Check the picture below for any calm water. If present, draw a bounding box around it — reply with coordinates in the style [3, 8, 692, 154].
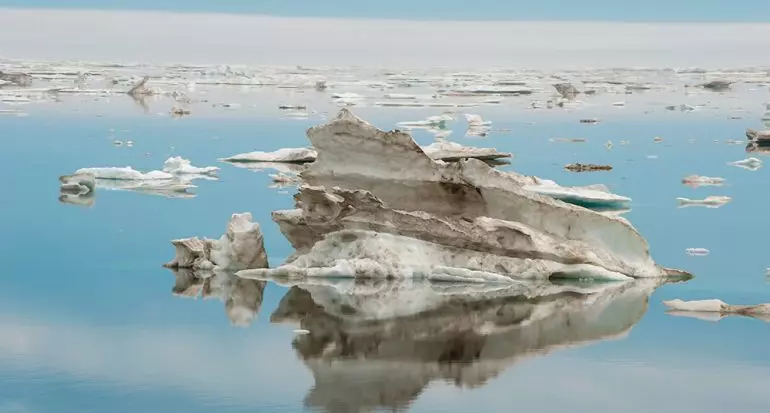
[2, 84, 770, 412]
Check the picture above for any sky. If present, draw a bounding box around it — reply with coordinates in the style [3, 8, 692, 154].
[0, 0, 769, 22]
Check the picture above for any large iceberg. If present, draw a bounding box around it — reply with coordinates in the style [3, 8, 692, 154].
[265, 278, 667, 411]
[239, 184, 679, 281]
[234, 109, 679, 281]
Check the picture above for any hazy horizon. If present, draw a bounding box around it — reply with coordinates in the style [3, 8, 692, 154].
[2, 8, 770, 69]
[0, 0, 768, 22]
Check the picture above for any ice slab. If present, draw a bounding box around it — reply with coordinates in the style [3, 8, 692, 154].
[220, 147, 318, 164]
[676, 196, 732, 208]
[162, 156, 220, 175]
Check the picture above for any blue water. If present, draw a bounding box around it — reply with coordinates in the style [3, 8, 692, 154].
[2, 101, 770, 412]
[1, 0, 769, 22]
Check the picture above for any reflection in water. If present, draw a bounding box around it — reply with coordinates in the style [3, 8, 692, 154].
[169, 269, 266, 327]
[267, 278, 666, 413]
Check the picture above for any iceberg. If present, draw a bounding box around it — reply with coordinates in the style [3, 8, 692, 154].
[162, 156, 220, 176]
[165, 212, 268, 273]
[261, 278, 668, 411]
[239, 183, 668, 281]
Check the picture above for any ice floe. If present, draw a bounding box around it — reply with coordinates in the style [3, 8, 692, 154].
[681, 175, 726, 188]
[728, 157, 762, 171]
[220, 148, 318, 164]
[676, 196, 732, 208]
[162, 156, 220, 176]
[664, 299, 770, 322]
[165, 212, 268, 272]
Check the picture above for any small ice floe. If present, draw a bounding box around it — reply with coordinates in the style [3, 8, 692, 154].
[397, 114, 453, 130]
[550, 138, 587, 143]
[605, 140, 614, 150]
[728, 157, 762, 171]
[564, 163, 612, 172]
[383, 93, 416, 100]
[464, 114, 491, 127]
[680, 104, 696, 112]
[746, 128, 770, 143]
[171, 106, 191, 117]
[553, 83, 580, 99]
[420, 141, 512, 163]
[162, 156, 220, 176]
[165, 212, 267, 273]
[725, 139, 743, 145]
[113, 140, 124, 146]
[126, 140, 134, 147]
[653, 136, 664, 143]
[676, 196, 732, 208]
[0, 71, 33, 87]
[315, 80, 328, 91]
[580, 118, 600, 124]
[613, 101, 626, 107]
[681, 175, 726, 188]
[663, 299, 770, 322]
[665, 105, 677, 111]
[74, 166, 174, 181]
[686, 248, 710, 256]
[293, 329, 311, 335]
[220, 148, 318, 164]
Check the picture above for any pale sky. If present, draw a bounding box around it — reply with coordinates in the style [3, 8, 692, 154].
[1, 8, 770, 68]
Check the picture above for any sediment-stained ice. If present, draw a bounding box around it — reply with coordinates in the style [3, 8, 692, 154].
[165, 212, 268, 272]
[239, 183, 680, 281]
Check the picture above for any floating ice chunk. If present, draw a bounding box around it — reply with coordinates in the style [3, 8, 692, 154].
[162, 156, 219, 176]
[420, 141, 511, 162]
[681, 175, 726, 188]
[165, 212, 268, 272]
[383, 93, 416, 100]
[728, 157, 762, 171]
[278, 104, 308, 110]
[746, 128, 770, 142]
[220, 148, 318, 164]
[225, 161, 306, 175]
[331, 92, 363, 99]
[613, 101, 626, 107]
[523, 181, 630, 209]
[686, 248, 710, 256]
[464, 113, 492, 127]
[676, 196, 732, 208]
[553, 83, 580, 99]
[74, 166, 174, 181]
[664, 299, 770, 320]
[397, 114, 452, 130]
[171, 106, 191, 117]
[95, 179, 197, 198]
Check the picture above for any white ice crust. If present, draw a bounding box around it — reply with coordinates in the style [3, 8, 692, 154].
[162, 156, 220, 175]
[74, 166, 173, 180]
[220, 147, 318, 163]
